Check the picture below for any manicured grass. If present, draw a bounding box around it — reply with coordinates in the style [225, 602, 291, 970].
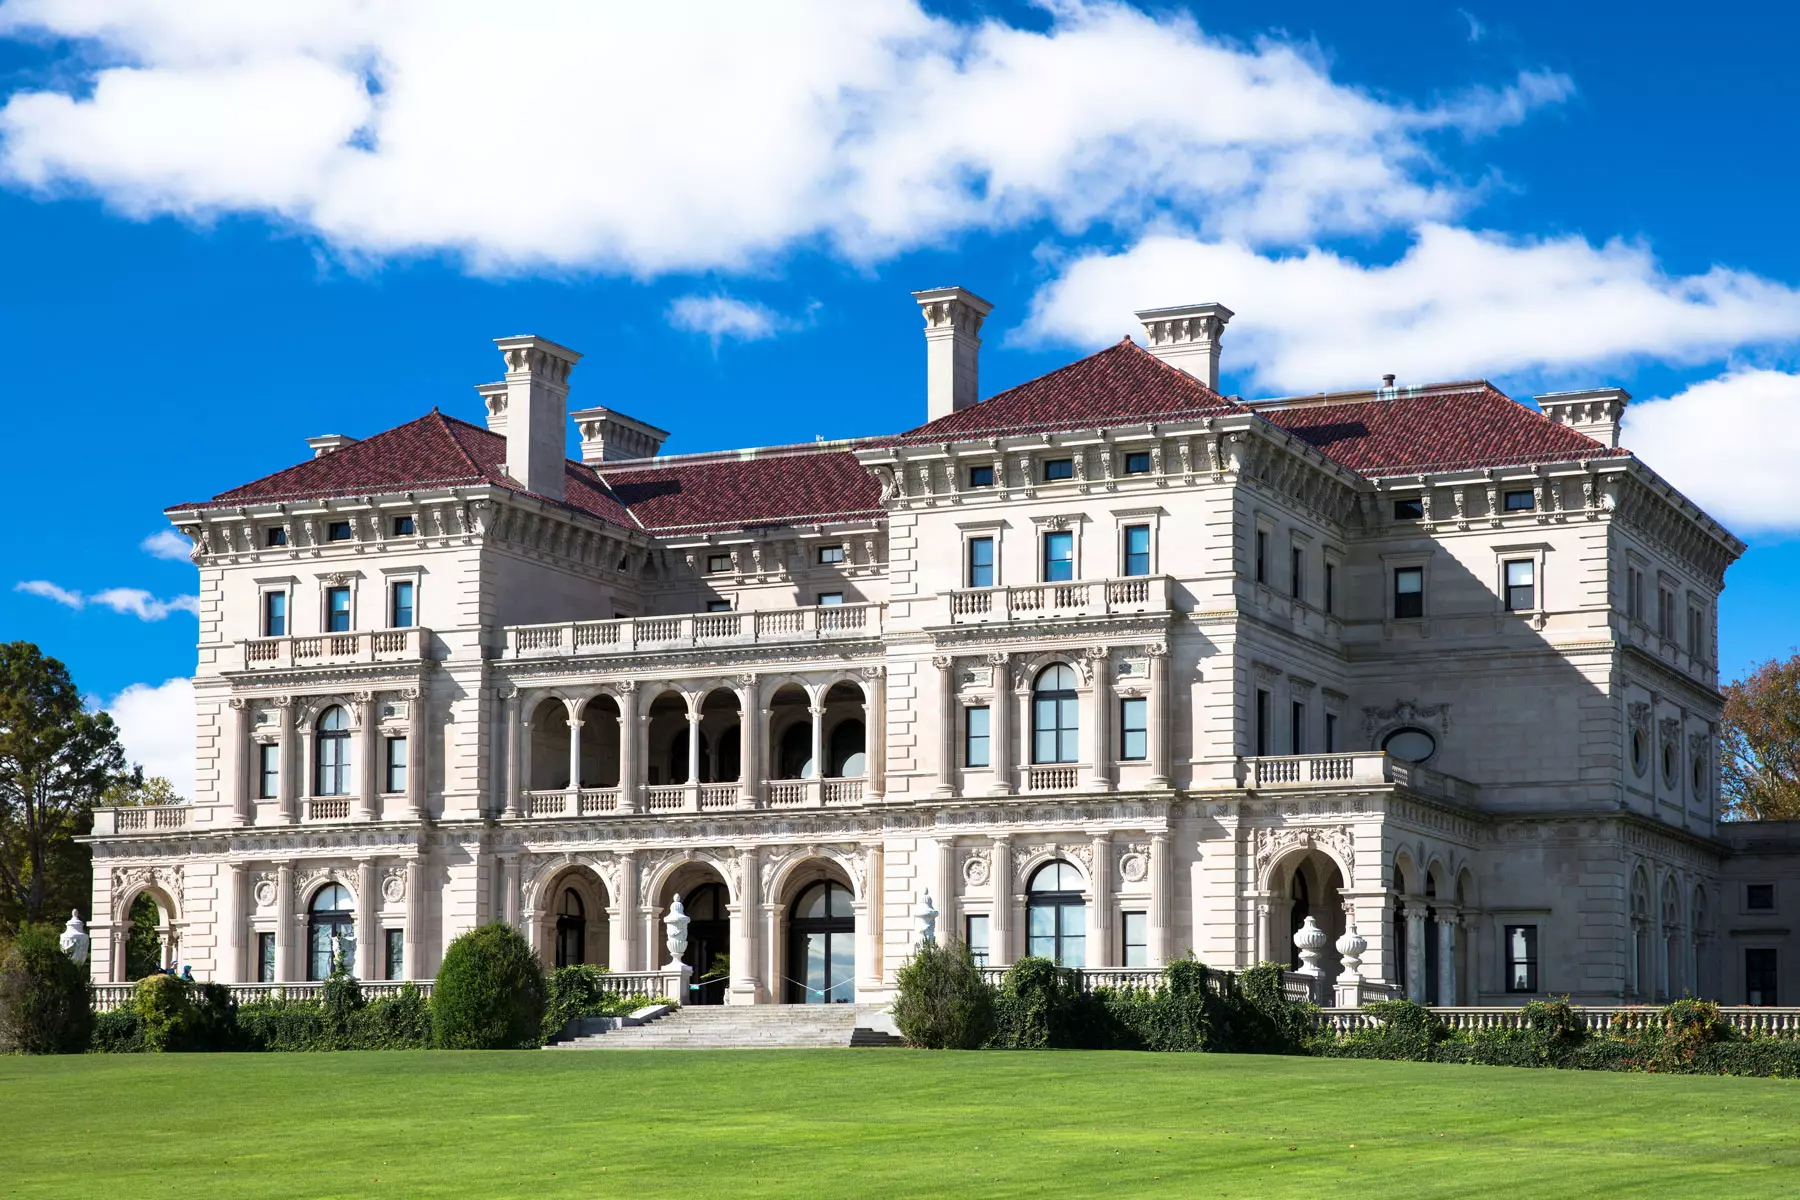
[3, 1051, 1799, 1198]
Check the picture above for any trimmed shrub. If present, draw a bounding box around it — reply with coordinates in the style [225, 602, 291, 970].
[892, 939, 996, 1049]
[991, 957, 1080, 1049]
[89, 1006, 144, 1053]
[431, 923, 547, 1049]
[0, 924, 93, 1054]
[351, 984, 432, 1050]
[541, 965, 665, 1042]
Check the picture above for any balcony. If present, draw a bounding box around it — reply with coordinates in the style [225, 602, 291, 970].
[943, 576, 1171, 625]
[1240, 752, 1478, 806]
[240, 627, 429, 672]
[514, 777, 868, 817]
[506, 603, 884, 661]
[92, 805, 191, 835]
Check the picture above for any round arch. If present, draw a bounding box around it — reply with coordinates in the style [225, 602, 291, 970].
[779, 857, 859, 1004]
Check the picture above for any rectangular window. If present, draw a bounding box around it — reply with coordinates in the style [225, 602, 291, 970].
[968, 464, 995, 488]
[1688, 607, 1704, 658]
[1254, 530, 1268, 584]
[1504, 559, 1536, 611]
[392, 515, 415, 536]
[817, 591, 845, 606]
[1290, 701, 1306, 755]
[705, 599, 731, 612]
[1505, 925, 1539, 993]
[1659, 589, 1677, 639]
[967, 536, 995, 588]
[1627, 567, 1644, 621]
[1324, 562, 1336, 615]
[385, 736, 408, 794]
[965, 915, 990, 966]
[1290, 546, 1304, 600]
[1122, 912, 1149, 968]
[1120, 698, 1147, 761]
[1043, 531, 1074, 582]
[965, 706, 991, 768]
[1324, 712, 1338, 753]
[326, 586, 352, 633]
[1393, 497, 1424, 520]
[1393, 566, 1424, 619]
[1747, 884, 1776, 911]
[817, 545, 846, 565]
[263, 591, 287, 637]
[1043, 457, 1074, 482]
[257, 933, 276, 983]
[258, 743, 280, 799]
[1122, 450, 1151, 475]
[265, 526, 288, 547]
[1122, 525, 1151, 577]
[390, 580, 415, 629]
[1503, 489, 1536, 512]
[385, 930, 404, 981]
[326, 519, 353, 542]
[1254, 689, 1271, 757]
[707, 553, 732, 574]
[1747, 949, 1778, 1007]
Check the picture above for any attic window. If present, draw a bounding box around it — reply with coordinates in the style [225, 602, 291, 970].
[326, 520, 354, 542]
[968, 464, 996, 488]
[1043, 458, 1074, 482]
[1503, 490, 1536, 512]
[1392, 497, 1424, 521]
[706, 554, 732, 574]
[817, 545, 846, 565]
[392, 516, 415, 536]
[1123, 451, 1151, 475]
[265, 527, 288, 547]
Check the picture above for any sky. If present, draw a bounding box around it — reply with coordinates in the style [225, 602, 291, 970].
[3, 0, 1799, 797]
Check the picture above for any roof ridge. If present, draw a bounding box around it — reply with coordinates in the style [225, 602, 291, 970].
[433, 409, 498, 482]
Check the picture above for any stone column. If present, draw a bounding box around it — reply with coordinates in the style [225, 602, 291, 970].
[1436, 911, 1457, 1006]
[277, 698, 298, 824]
[617, 682, 639, 813]
[1086, 650, 1112, 792]
[357, 691, 380, 821]
[1087, 831, 1112, 966]
[503, 690, 524, 819]
[762, 902, 785, 1001]
[1405, 905, 1428, 1003]
[230, 699, 253, 825]
[404, 855, 424, 980]
[274, 861, 296, 982]
[808, 699, 825, 802]
[221, 861, 247, 983]
[736, 676, 760, 806]
[611, 851, 638, 972]
[1148, 644, 1171, 788]
[566, 703, 584, 802]
[300, 724, 316, 816]
[864, 668, 886, 800]
[857, 842, 884, 995]
[933, 837, 956, 944]
[500, 856, 520, 927]
[406, 688, 428, 820]
[686, 699, 703, 809]
[1148, 831, 1172, 967]
[990, 837, 1013, 966]
[730, 848, 761, 1003]
[934, 656, 957, 795]
[987, 653, 1013, 795]
[356, 859, 378, 980]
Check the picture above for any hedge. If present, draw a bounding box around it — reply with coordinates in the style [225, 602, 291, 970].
[541, 964, 668, 1042]
[431, 923, 548, 1050]
[0, 924, 93, 1054]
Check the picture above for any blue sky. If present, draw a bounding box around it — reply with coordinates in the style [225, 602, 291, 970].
[3, 0, 1799, 792]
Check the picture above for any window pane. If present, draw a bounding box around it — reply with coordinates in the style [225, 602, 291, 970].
[259, 744, 279, 799]
[391, 581, 414, 628]
[1503, 489, 1535, 512]
[1044, 458, 1073, 481]
[817, 592, 844, 606]
[1324, 563, 1335, 614]
[1394, 568, 1423, 619]
[1124, 525, 1151, 576]
[1044, 532, 1074, 581]
[965, 915, 990, 965]
[326, 587, 351, 632]
[1123, 912, 1148, 968]
[1121, 698, 1147, 760]
[818, 545, 845, 564]
[258, 933, 276, 983]
[393, 515, 414, 536]
[266, 526, 287, 547]
[965, 706, 991, 767]
[968, 464, 995, 488]
[385, 929, 404, 980]
[326, 520, 353, 542]
[1123, 451, 1151, 475]
[1506, 560, 1533, 587]
[386, 736, 408, 793]
[968, 537, 994, 588]
[264, 592, 286, 637]
[1393, 497, 1423, 520]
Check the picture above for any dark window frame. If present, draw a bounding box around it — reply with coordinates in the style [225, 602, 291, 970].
[1504, 559, 1535, 612]
[1042, 531, 1074, 583]
[967, 536, 995, 588]
[1043, 457, 1074, 482]
[1393, 566, 1424, 619]
[1122, 524, 1151, 577]
[325, 519, 354, 543]
[1254, 529, 1268, 584]
[967, 464, 996, 488]
[262, 591, 287, 638]
[325, 586, 352, 633]
[390, 580, 415, 629]
[706, 553, 732, 575]
[964, 914, 990, 965]
[1122, 911, 1149, 968]
[1032, 664, 1080, 765]
[258, 743, 280, 800]
[1120, 697, 1147, 761]
[1392, 497, 1424, 520]
[817, 544, 847, 565]
[965, 706, 991, 768]
[1254, 689, 1271, 756]
[1122, 450, 1152, 475]
[384, 735, 407, 795]
[392, 515, 415, 536]
[384, 929, 405, 981]
[1503, 489, 1536, 512]
[1747, 884, 1776, 912]
[265, 526, 288, 547]
[1504, 924, 1540, 993]
[816, 591, 845, 606]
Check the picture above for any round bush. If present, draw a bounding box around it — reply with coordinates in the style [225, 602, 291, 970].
[892, 939, 995, 1049]
[431, 923, 547, 1049]
[133, 973, 192, 1051]
[0, 923, 92, 1054]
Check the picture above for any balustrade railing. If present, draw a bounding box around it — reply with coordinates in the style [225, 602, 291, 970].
[303, 797, 352, 822]
[92, 980, 437, 1014]
[1027, 765, 1080, 792]
[644, 786, 687, 812]
[111, 806, 190, 832]
[506, 603, 884, 659]
[1313, 1005, 1800, 1037]
[822, 780, 863, 806]
[766, 780, 807, 807]
[577, 789, 619, 815]
[241, 627, 428, 671]
[698, 784, 739, 811]
[1241, 752, 1479, 805]
[944, 575, 1170, 624]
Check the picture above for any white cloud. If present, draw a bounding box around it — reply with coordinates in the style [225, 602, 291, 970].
[1021, 224, 1800, 392]
[104, 677, 194, 799]
[1458, 9, 1487, 43]
[1622, 370, 1800, 536]
[0, 1, 1569, 272]
[667, 294, 787, 345]
[14, 579, 199, 620]
[140, 529, 193, 561]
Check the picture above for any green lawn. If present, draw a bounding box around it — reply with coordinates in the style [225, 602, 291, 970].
[3, 1051, 1799, 1199]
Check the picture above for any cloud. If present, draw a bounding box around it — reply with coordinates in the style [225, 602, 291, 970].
[104, 677, 194, 799]
[1458, 9, 1487, 43]
[140, 529, 193, 561]
[1622, 370, 1800, 536]
[667, 294, 788, 345]
[1020, 224, 1800, 392]
[0, 1, 1569, 272]
[14, 579, 199, 619]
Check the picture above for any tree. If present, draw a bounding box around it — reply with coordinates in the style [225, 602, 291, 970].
[1720, 654, 1800, 821]
[101, 775, 183, 807]
[0, 642, 132, 931]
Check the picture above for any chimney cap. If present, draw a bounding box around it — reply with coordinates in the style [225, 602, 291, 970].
[1133, 301, 1235, 324]
[306, 434, 357, 458]
[1382, 374, 1397, 388]
[911, 285, 994, 315]
[570, 405, 672, 465]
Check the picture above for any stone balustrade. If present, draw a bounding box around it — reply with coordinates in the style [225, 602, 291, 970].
[240, 627, 429, 671]
[943, 575, 1171, 625]
[972, 965, 1312, 1001]
[1313, 1005, 1800, 1037]
[505, 602, 884, 661]
[518, 778, 872, 816]
[90, 968, 688, 1014]
[1240, 752, 1480, 805]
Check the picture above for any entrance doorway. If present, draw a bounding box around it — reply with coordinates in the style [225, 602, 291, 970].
[787, 881, 855, 1003]
[684, 883, 730, 1005]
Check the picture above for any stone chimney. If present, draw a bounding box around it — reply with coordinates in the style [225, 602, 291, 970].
[570, 406, 670, 465]
[912, 286, 993, 423]
[306, 434, 356, 458]
[1135, 302, 1234, 390]
[1536, 387, 1630, 450]
[476, 382, 509, 433]
[485, 335, 581, 502]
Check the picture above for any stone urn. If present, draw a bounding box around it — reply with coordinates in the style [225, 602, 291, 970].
[1293, 915, 1329, 978]
[1335, 921, 1368, 983]
[663, 894, 690, 967]
[59, 910, 89, 968]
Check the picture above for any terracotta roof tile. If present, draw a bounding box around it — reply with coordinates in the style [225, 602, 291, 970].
[597, 449, 883, 534]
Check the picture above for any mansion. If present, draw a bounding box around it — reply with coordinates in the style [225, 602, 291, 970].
[87, 285, 1800, 1010]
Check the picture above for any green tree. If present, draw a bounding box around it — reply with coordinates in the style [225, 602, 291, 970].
[0, 642, 132, 931]
[124, 894, 165, 981]
[1721, 654, 1800, 821]
[101, 775, 183, 807]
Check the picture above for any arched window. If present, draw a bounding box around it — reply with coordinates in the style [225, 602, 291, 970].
[315, 706, 351, 796]
[715, 725, 741, 782]
[828, 719, 866, 778]
[778, 723, 812, 779]
[684, 883, 730, 1005]
[1026, 860, 1086, 966]
[788, 880, 855, 1004]
[1032, 664, 1079, 765]
[307, 882, 355, 981]
[555, 888, 586, 968]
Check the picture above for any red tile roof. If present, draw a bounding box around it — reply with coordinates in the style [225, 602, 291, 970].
[894, 337, 1248, 443]
[1263, 387, 1629, 476]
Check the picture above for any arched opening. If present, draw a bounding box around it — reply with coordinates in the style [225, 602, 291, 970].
[1027, 860, 1086, 966]
[307, 882, 355, 980]
[578, 694, 623, 788]
[770, 683, 813, 779]
[1630, 869, 1653, 999]
[645, 690, 691, 786]
[1288, 871, 1311, 971]
[661, 865, 731, 1005]
[555, 889, 587, 968]
[787, 879, 856, 1003]
[1454, 870, 1477, 1006]
[124, 893, 167, 980]
[315, 705, 351, 796]
[1661, 878, 1682, 999]
[530, 698, 572, 791]
[1032, 664, 1079, 765]
[821, 681, 867, 778]
[1692, 884, 1711, 998]
[1391, 856, 1413, 998]
[1423, 867, 1445, 1005]
[1270, 851, 1346, 983]
[697, 688, 742, 783]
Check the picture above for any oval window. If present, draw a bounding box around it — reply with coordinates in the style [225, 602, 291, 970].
[1663, 743, 1676, 786]
[1692, 756, 1706, 796]
[1631, 730, 1647, 776]
[1382, 727, 1437, 763]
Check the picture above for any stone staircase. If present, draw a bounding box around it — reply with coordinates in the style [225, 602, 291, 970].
[550, 1003, 904, 1049]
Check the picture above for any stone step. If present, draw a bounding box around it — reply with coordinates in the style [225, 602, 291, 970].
[549, 1003, 900, 1050]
